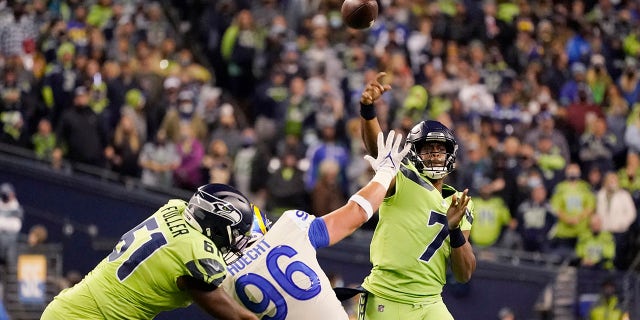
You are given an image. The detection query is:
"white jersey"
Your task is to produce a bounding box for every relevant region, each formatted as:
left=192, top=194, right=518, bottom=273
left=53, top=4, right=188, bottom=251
left=222, top=210, right=348, bottom=320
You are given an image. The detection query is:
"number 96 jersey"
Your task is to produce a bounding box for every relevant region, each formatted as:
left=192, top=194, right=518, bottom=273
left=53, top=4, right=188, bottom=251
left=221, top=210, right=349, bottom=320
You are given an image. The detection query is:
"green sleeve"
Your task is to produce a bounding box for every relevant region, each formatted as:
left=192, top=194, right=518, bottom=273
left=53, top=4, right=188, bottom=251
left=538, top=154, right=566, bottom=171
left=550, top=185, right=565, bottom=212
left=575, top=233, right=588, bottom=258
left=583, top=186, right=596, bottom=210
left=499, top=200, right=511, bottom=226
left=220, top=25, right=239, bottom=61
left=42, top=86, right=54, bottom=108
left=602, top=233, right=615, bottom=260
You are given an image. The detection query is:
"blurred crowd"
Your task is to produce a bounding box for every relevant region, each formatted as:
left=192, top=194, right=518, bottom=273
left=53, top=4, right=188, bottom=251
left=1, top=0, right=640, bottom=270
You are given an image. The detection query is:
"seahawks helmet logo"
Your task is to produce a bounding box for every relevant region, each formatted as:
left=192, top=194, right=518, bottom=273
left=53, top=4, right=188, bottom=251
left=190, top=194, right=243, bottom=225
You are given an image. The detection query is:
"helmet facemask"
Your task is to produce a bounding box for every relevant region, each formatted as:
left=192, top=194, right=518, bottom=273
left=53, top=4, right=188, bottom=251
left=408, top=138, right=457, bottom=180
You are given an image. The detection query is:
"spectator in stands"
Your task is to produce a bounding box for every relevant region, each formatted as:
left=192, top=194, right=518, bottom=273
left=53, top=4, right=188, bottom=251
left=120, top=88, right=148, bottom=143
left=201, top=139, right=233, bottom=185
left=470, top=185, right=514, bottom=248
left=618, top=152, right=640, bottom=205
left=625, top=106, right=640, bottom=154
left=160, top=90, right=208, bottom=144
left=220, top=10, right=261, bottom=108
left=312, top=159, right=347, bottom=218
left=550, top=163, right=596, bottom=256
left=586, top=54, right=612, bottom=106
left=589, top=278, right=627, bottom=320
left=173, top=122, right=204, bottom=190
left=54, top=86, right=107, bottom=167
left=209, top=103, right=244, bottom=158
left=0, top=183, right=23, bottom=268
left=576, top=215, right=615, bottom=270
left=139, top=129, right=180, bottom=189
left=456, top=136, right=493, bottom=196
left=534, top=135, right=566, bottom=190
left=0, top=66, right=30, bottom=146
left=596, top=172, right=637, bottom=270
left=304, top=119, right=350, bottom=197
left=515, top=183, right=555, bottom=253
left=579, top=116, right=622, bottom=174
left=26, top=224, right=48, bottom=248
left=104, top=113, right=142, bottom=180
left=266, top=150, right=308, bottom=219
left=42, top=42, right=79, bottom=126
left=0, top=0, right=37, bottom=59
left=524, top=112, right=570, bottom=163
left=565, top=84, right=605, bottom=141
left=617, top=58, right=640, bottom=107
left=31, top=118, right=57, bottom=161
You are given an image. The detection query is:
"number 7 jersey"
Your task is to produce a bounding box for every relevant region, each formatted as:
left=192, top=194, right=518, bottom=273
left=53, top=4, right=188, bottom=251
left=221, top=210, right=349, bottom=320
left=42, top=199, right=228, bottom=319
left=362, top=164, right=475, bottom=304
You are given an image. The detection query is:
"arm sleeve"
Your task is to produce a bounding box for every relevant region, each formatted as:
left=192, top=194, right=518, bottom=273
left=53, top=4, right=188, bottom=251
left=308, top=218, right=330, bottom=249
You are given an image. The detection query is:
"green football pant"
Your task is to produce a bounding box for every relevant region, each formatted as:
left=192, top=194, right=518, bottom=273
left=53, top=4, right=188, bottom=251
left=357, top=291, right=454, bottom=320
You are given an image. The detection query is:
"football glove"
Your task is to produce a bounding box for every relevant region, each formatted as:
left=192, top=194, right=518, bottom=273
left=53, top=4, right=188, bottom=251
left=365, top=130, right=410, bottom=189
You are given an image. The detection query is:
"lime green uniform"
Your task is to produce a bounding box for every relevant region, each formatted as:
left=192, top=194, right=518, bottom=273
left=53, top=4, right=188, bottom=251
left=576, top=230, right=616, bottom=269
left=42, top=200, right=228, bottom=319
left=470, top=196, right=511, bottom=247
left=360, top=164, right=474, bottom=319
left=550, top=180, right=595, bottom=239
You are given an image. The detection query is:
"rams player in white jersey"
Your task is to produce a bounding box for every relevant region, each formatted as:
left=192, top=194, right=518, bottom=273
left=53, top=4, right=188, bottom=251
left=220, top=130, right=410, bottom=320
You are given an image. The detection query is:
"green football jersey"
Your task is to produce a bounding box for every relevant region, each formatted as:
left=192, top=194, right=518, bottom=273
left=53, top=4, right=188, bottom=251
left=362, top=164, right=474, bottom=304
left=42, top=199, right=228, bottom=319
left=550, top=180, right=596, bottom=238
left=470, top=196, right=511, bottom=247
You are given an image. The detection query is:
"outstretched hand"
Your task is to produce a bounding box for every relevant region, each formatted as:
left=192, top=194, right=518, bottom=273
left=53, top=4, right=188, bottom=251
left=360, top=72, right=392, bottom=105
left=364, top=130, right=410, bottom=176
left=447, top=189, right=471, bottom=230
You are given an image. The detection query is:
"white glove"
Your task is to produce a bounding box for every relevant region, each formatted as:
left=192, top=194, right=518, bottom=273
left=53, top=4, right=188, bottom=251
left=364, top=130, right=411, bottom=189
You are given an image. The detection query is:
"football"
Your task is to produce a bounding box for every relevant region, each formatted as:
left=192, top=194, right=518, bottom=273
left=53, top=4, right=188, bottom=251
left=341, top=0, right=378, bottom=30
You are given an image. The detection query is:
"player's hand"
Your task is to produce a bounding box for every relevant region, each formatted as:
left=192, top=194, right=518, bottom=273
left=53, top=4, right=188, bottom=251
left=364, top=130, right=410, bottom=176
left=447, top=189, right=470, bottom=230
left=360, top=72, right=391, bottom=105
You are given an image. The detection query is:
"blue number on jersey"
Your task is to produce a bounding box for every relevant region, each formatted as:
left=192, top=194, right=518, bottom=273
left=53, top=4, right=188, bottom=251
left=419, top=211, right=449, bottom=262
left=108, top=217, right=168, bottom=281
left=235, top=245, right=321, bottom=319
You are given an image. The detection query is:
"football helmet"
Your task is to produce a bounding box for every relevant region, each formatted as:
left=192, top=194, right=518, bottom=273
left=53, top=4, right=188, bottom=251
left=247, top=205, right=272, bottom=246
left=406, top=120, right=458, bottom=180
left=183, top=184, right=254, bottom=263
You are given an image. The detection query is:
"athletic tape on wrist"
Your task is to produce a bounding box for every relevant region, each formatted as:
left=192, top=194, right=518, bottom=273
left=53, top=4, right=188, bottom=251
left=449, top=228, right=466, bottom=248
left=349, top=194, right=374, bottom=220
left=371, top=170, right=394, bottom=190
left=360, top=102, right=376, bottom=120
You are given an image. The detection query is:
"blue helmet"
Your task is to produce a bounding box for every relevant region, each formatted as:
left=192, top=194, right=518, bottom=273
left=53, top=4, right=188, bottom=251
left=248, top=205, right=271, bottom=245
left=405, top=120, right=458, bottom=179
left=183, top=184, right=254, bottom=263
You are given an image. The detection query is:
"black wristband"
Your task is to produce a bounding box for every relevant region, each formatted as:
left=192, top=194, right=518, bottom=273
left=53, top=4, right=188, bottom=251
left=449, top=228, right=466, bottom=248
left=360, top=102, right=376, bottom=120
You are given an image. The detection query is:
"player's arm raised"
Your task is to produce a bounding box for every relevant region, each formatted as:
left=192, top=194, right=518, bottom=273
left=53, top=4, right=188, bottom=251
left=177, top=276, right=258, bottom=320
left=360, top=72, right=390, bottom=156
left=359, top=72, right=397, bottom=197
left=322, top=130, right=410, bottom=246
